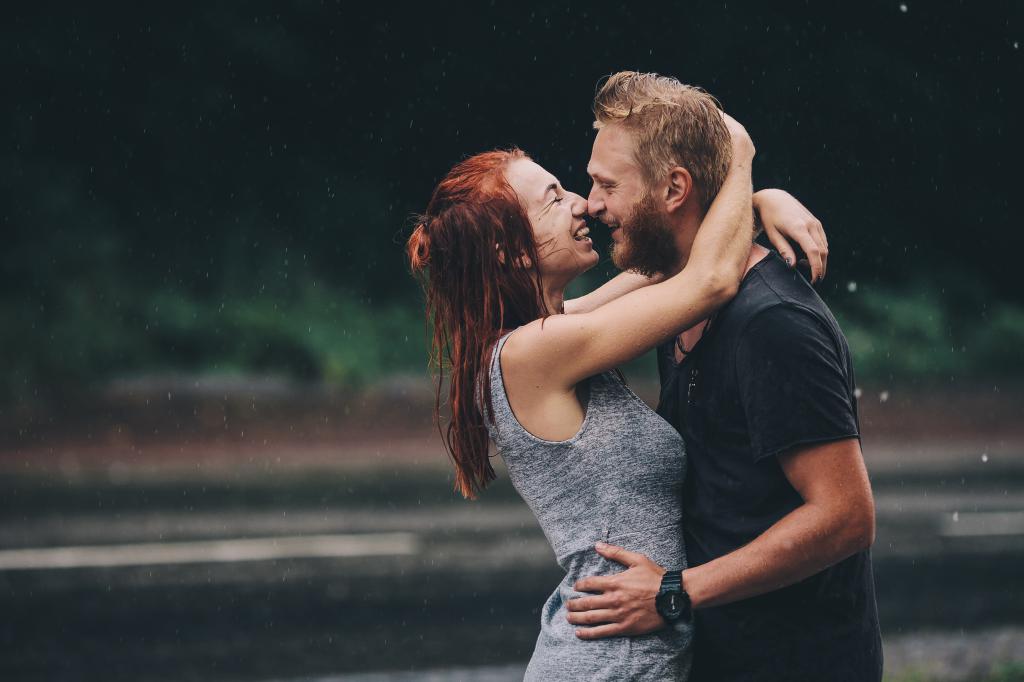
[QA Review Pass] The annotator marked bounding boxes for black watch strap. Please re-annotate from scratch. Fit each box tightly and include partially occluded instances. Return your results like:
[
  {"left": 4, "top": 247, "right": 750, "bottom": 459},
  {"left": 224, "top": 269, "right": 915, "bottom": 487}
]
[{"left": 660, "top": 570, "right": 683, "bottom": 592}]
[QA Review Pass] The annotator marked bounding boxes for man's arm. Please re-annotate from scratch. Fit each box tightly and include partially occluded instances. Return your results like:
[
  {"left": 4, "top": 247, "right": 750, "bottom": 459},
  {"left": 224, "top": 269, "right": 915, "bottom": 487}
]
[
  {"left": 566, "top": 304, "right": 868, "bottom": 638},
  {"left": 564, "top": 189, "right": 828, "bottom": 315},
  {"left": 565, "top": 437, "right": 874, "bottom": 639},
  {"left": 684, "top": 437, "right": 873, "bottom": 607}
]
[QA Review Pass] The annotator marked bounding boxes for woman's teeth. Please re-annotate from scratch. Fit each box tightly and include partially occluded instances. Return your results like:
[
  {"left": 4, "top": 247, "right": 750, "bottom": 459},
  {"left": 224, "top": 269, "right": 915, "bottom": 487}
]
[{"left": 572, "top": 225, "right": 590, "bottom": 241}]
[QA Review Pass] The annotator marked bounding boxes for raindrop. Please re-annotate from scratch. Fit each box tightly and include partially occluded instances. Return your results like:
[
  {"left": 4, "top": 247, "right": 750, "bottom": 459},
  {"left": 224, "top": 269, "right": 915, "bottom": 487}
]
[
  {"left": 847, "top": 281, "right": 858, "bottom": 293},
  {"left": 899, "top": 3, "right": 908, "bottom": 12},
  {"left": 952, "top": 511, "right": 959, "bottom": 522},
  {"left": 879, "top": 390, "right": 890, "bottom": 403},
  {"left": 981, "top": 453, "right": 989, "bottom": 463},
  {"left": 854, "top": 387, "right": 863, "bottom": 399}
]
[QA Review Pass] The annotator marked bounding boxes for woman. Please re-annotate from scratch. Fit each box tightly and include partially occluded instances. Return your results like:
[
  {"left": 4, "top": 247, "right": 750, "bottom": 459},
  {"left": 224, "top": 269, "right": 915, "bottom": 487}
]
[{"left": 408, "top": 117, "right": 817, "bottom": 679}]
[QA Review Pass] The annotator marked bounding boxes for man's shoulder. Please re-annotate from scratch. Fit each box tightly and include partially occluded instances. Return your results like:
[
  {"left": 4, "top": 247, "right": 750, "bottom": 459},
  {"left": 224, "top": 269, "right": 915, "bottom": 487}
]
[{"left": 720, "top": 254, "right": 840, "bottom": 340}]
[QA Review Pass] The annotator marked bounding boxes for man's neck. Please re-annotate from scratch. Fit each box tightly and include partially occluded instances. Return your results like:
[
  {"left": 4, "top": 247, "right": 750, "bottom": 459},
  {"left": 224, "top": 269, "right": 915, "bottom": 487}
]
[
  {"left": 662, "top": 210, "right": 702, "bottom": 278},
  {"left": 743, "top": 243, "right": 770, "bottom": 278},
  {"left": 675, "top": 243, "right": 768, "bottom": 345},
  {"left": 664, "top": 209, "right": 768, "bottom": 281}
]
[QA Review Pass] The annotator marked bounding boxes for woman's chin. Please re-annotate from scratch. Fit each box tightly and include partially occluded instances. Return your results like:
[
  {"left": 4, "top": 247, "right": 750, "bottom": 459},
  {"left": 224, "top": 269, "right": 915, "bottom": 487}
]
[{"left": 578, "top": 248, "right": 601, "bottom": 273}]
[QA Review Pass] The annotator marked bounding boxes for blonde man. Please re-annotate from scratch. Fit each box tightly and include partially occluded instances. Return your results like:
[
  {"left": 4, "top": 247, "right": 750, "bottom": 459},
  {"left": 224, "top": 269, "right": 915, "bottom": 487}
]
[{"left": 566, "top": 72, "right": 882, "bottom": 682}]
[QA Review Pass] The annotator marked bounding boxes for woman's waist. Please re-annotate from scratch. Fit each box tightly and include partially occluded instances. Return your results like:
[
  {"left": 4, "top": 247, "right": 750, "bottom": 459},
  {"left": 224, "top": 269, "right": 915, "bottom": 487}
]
[{"left": 553, "top": 520, "right": 687, "bottom": 572}]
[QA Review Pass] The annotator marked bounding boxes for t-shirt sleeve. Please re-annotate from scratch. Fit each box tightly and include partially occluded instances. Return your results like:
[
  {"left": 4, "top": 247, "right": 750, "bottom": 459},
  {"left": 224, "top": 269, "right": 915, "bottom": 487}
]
[{"left": 734, "top": 303, "right": 860, "bottom": 461}]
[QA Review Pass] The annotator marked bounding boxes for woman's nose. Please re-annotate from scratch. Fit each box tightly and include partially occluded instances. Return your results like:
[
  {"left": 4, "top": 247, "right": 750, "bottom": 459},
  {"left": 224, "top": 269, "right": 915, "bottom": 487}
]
[{"left": 570, "top": 193, "right": 588, "bottom": 217}]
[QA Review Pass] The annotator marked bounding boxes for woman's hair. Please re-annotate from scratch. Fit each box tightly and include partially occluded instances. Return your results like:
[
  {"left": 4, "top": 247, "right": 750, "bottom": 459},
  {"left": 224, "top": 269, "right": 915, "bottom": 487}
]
[{"left": 408, "top": 148, "right": 548, "bottom": 499}]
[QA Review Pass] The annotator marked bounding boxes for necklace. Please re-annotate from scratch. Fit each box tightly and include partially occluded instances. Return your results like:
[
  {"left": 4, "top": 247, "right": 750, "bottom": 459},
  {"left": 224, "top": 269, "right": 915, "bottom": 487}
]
[{"left": 675, "top": 317, "right": 713, "bottom": 358}]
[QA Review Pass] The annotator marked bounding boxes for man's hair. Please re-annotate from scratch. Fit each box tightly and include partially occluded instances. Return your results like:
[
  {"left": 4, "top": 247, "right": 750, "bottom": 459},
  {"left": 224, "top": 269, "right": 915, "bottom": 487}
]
[{"left": 593, "top": 71, "right": 732, "bottom": 211}]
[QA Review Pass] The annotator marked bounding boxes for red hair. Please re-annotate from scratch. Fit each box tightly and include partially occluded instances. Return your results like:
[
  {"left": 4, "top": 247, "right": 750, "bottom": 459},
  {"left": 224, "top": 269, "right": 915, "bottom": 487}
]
[{"left": 408, "top": 149, "right": 547, "bottom": 499}]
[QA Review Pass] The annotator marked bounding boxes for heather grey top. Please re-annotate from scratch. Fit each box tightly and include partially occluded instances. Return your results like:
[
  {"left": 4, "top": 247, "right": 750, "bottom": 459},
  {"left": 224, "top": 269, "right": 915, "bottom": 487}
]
[{"left": 485, "top": 331, "right": 692, "bottom": 681}]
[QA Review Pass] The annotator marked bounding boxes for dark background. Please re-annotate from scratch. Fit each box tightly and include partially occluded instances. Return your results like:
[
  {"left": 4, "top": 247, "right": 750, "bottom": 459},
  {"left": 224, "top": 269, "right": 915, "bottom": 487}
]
[
  {"left": 3, "top": 0, "right": 1022, "bottom": 405},
  {"left": 3, "top": 4, "right": 1024, "bottom": 681}
]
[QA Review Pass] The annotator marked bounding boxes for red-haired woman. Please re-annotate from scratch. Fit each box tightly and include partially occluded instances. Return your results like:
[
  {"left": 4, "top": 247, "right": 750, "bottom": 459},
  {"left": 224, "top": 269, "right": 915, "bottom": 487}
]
[{"left": 408, "top": 119, "right": 821, "bottom": 678}]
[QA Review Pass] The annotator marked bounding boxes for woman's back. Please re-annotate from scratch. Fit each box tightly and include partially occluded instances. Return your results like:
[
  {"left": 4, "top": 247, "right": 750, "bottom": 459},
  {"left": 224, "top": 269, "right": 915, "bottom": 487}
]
[{"left": 486, "top": 331, "right": 692, "bottom": 681}]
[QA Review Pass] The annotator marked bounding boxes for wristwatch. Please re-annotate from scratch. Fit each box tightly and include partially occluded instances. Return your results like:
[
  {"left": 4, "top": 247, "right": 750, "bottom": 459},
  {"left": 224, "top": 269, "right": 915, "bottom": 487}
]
[{"left": 655, "top": 569, "right": 692, "bottom": 623}]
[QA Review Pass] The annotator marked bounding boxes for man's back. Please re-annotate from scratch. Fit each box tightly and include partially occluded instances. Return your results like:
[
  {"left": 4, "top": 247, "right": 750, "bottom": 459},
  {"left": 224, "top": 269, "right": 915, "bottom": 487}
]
[{"left": 658, "top": 251, "right": 883, "bottom": 681}]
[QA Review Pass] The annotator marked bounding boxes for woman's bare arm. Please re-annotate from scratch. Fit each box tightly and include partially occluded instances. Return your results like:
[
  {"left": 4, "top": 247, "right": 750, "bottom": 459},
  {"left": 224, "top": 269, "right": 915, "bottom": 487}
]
[
  {"left": 505, "top": 115, "right": 755, "bottom": 389},
  {"left": 562, "top": 271, "right": 665, "bottom": 315},
  {"left": 563, "top": 189, "right": 827, "bottom": 315}
]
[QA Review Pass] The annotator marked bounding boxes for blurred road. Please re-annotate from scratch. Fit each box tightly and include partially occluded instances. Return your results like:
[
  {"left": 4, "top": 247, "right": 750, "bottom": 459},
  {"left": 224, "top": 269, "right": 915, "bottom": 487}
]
[{"left": 2, "top": 448, "right": 1024, "bottom": 681}]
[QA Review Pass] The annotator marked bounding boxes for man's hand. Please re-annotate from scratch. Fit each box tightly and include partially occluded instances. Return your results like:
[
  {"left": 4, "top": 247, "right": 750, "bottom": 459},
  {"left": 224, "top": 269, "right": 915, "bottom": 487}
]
[
  {"left": 565, "top": 542, "right": 668, "bottom": 639},
  {"left": 753, "top": 188, "right": 829, "bottom": 283}
]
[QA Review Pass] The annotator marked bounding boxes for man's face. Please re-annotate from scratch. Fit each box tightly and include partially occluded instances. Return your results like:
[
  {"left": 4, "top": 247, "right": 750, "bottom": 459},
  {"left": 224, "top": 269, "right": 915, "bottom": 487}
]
[{"left": 587, "top": 125, "right": 679, "bottom": 276}]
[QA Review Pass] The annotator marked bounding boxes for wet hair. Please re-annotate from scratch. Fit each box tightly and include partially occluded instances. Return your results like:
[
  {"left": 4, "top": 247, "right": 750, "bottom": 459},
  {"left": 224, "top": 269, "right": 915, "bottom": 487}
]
[
  {"left": 408, "top": 148, "right": 548, "bottom": 499},
  {"left": 593, "top": 70, "right": 732, "bottom": 211}
]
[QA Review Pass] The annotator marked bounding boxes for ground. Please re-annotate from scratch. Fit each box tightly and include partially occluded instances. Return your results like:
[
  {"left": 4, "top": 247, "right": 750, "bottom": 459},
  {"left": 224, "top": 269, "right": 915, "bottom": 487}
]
[{"left": 1, "top": 377, "right": 1022, "bottom": 680}]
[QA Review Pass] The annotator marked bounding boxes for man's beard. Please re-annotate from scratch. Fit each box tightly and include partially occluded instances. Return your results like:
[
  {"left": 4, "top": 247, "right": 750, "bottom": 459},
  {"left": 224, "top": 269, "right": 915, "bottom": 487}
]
[{"left": 610, "top": 192, "right": 680, "bottom": 277}]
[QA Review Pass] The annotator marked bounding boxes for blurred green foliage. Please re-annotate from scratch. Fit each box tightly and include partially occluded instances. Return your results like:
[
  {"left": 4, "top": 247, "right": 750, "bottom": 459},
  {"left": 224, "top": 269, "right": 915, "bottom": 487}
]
[
  {"left": 0, "top": 284, "right": 429, "bottom": 403},
  {"left": 886, "top": 661, "right": 1024, "bottom": 682},
  {"left": 2, "top": 3, "right": 1020, "bottom": 406},
  {"left": 834, "top": 279, "right": 1024, "bottom": 383},
  {"left": 5, "top": 270, "right": 1023, "bottom": 405}
]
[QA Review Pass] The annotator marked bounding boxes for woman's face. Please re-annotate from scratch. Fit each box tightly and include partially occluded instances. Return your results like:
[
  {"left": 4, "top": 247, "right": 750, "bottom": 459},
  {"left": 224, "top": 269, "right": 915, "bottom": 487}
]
[{"left": 504, "top": 158, "right": 599, "bottom": 286}]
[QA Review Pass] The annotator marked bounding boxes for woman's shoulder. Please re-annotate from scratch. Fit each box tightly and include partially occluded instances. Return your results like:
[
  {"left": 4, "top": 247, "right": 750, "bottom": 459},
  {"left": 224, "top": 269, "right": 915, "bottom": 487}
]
[{"left": 500, "top": 315, "right": 576, "bottom": 363}]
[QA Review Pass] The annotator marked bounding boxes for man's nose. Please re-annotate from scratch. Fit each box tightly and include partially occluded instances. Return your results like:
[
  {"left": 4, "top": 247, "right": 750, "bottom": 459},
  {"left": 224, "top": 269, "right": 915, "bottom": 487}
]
[{"left": 587, "top": 187, "right": 604, "bottom": 216}]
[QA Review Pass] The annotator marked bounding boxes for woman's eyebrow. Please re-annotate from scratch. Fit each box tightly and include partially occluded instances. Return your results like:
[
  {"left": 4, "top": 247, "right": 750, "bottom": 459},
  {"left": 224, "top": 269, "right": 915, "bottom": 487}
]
[{"left": 540, "top": 182, "right": 558, "bottom": 202}]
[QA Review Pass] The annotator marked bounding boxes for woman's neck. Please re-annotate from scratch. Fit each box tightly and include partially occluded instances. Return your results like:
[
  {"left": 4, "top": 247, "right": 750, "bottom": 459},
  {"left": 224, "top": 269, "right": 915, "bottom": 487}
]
[{"left": 542, "top": 282, "right": 566, "bottom": 316}]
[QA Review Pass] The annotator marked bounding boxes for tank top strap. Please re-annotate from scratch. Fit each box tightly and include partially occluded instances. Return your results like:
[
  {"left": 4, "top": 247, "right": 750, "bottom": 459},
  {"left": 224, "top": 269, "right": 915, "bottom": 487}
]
[{"left": 481, "top": 330, "right": 518, "bottom": 440}]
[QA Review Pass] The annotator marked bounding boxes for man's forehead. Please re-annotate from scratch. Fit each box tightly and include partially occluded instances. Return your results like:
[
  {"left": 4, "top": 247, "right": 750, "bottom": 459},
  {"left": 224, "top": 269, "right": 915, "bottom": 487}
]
[{"left": 589, "top": 126, "right": 638, "bottom": 177}]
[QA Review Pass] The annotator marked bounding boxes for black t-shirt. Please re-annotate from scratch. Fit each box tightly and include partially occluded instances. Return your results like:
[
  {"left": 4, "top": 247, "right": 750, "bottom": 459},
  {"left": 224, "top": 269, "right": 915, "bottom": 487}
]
[{"left": 657, "top": 252, "right": 883, "bottom": 682}]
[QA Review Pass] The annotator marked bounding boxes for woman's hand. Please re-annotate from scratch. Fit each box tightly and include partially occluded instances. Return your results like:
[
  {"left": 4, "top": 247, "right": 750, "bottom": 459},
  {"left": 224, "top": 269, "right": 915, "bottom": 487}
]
[
  {"left": 722, "top": 112, "right": 756, "bottom": 163},
  {"left": 754, "top": 189, "right": 829, "bottom": 283}
]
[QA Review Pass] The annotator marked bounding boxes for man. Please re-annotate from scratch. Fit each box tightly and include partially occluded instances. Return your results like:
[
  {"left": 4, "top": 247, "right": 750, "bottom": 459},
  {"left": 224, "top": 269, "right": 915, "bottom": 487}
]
[{"left": 565, "top": 72, "right": 882, "bottom": 681}]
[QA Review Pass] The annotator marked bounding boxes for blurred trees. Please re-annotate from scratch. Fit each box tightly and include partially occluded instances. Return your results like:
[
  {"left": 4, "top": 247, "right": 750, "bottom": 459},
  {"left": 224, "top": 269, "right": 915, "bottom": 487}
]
[{"left": 2, "top": 2, "right": 1021, "bottom": 402}]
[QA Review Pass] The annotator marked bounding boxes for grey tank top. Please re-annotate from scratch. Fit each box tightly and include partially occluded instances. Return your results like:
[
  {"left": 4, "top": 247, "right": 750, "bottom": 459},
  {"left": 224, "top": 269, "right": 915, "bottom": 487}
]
[{"left": 485, "top": 331, "right": 693, "bottom": 681}]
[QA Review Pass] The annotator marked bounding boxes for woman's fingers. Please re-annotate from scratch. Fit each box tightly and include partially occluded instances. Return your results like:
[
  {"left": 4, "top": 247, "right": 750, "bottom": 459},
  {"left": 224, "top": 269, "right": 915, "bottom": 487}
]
[
  {"left": 764, "top": 220, "right": 798, "bottom": 269},
  {"left": 814, "top": 219, "right": 829, "bottom": 280}
]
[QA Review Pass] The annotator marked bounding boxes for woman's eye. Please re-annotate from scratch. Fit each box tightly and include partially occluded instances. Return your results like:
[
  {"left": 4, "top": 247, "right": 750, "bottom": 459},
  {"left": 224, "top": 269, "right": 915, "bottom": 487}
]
[{"left": 553, "top": 196, "right": 565, "bottom": 204}]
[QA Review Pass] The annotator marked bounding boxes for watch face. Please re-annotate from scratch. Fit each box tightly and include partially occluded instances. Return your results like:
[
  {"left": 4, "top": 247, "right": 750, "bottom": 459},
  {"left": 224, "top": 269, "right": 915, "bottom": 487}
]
[{"left": 656, "top": 591, "right": 685, "bottom": 619}]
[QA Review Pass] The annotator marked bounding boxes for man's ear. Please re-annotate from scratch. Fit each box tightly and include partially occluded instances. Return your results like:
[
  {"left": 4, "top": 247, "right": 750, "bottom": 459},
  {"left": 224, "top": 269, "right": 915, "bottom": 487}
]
[{"left": 665, "top": 167, "right": 693, "bottom": 213}]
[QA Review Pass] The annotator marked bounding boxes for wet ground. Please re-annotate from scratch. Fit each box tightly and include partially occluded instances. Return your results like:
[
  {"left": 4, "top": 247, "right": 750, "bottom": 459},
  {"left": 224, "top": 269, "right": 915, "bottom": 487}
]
[
  {"left": 2, "top": 379, "right": 1023, "bottom": 680},
  {"left": 2, "top": 449, "right": 1024, "bottom": 682}
]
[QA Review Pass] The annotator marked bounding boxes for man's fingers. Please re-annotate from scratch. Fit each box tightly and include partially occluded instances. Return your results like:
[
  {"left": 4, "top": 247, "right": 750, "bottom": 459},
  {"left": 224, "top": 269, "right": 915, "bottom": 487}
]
[
  {"left": 566, "top": 609, "right": 619, "bottom": 626},
  {"left": 595, "top": 541, "right": 644, "bottom": 567},
  {"left": 573, "top": 575, "right": 614, "bottom": 593},
  {"left": 565, "top": 595, "right": 615, "bottom": 612},
  {"left": 575, "top": 623, "right": 627, "bottom": 641}
]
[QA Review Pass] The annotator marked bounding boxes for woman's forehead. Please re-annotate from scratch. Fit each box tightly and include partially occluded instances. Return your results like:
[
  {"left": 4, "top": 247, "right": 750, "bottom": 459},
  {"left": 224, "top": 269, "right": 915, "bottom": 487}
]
[{"left": 506, "top": 158, "right": 558, "bottom": 205}]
